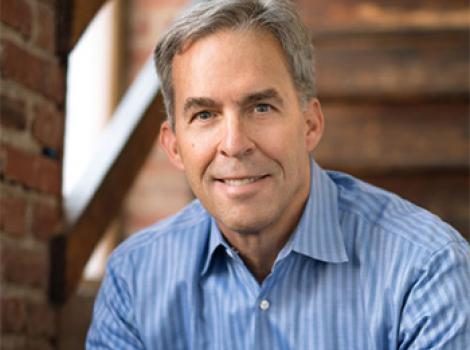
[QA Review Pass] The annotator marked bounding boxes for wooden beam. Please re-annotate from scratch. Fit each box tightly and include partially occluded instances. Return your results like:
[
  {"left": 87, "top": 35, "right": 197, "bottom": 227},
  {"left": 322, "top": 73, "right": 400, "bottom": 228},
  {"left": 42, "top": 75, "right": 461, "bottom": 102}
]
[
  {"left": 70, "top": 0, "right": 108, "bottom": 49},
  {"left": 315, "top": 101, "right": 469, "bottom": 171},
  {"left": 315, "top": 29, "right": 469, "bottom": 99},
  {"left": 296, "top": 0, "right": 469, "bottom": 33},
  {"left": 50, "top": 58, "right": 166, "bottom": 303},
  {"left": 56, "top": 0, "right": 120, "bottom": 56}
]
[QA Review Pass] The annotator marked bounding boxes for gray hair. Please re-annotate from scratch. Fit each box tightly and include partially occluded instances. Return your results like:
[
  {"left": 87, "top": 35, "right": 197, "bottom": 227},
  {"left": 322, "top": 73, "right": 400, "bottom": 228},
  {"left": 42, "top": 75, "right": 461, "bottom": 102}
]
[{"left": 154, "top": 0, "right": 316, "bottom": 130}]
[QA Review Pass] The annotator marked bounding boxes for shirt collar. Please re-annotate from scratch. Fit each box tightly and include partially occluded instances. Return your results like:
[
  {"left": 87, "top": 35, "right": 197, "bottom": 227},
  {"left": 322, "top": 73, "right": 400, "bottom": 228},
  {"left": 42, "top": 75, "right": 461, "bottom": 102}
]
[
  {"left": 289, "top": 159, "right": 348, "bottom": 263},
  {"left": 200, "top": 218, "right": 229, "bottom": 277},
  {"left": 200, "top": 158, "right": 348, "bottom": 276}
]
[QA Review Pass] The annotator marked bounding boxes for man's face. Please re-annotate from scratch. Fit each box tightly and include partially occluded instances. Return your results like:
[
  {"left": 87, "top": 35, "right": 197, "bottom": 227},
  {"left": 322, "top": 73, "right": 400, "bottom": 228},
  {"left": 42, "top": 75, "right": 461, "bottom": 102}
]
[{"left": 160, "top": 29, "right": 323, "bottom": 235}]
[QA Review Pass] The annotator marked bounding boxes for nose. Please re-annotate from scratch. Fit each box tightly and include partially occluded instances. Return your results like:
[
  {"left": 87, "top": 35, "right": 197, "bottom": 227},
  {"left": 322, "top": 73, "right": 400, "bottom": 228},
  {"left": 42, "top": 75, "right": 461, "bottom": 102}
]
[{"left": 219, "top": 113, "right": 255, "bottom": 158}]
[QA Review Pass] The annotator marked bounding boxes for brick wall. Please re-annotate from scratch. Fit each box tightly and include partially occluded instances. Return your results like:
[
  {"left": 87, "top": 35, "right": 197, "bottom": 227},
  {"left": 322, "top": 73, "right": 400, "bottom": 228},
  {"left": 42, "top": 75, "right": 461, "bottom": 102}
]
[
  {"left": 123, "top": 0, "right": 190, "bottom": 235},
  {"left": 0, "top": 0, "right": 66, "bottom": 348}
]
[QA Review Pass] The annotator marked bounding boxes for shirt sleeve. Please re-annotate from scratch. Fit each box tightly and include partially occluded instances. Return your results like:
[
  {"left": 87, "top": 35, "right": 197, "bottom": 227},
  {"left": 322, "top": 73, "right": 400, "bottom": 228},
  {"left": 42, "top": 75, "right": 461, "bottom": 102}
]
[
  {"left": 86, "top": 258, "right": 144, "bottom": 350},
  {"left": 398, "top": 240, "right": 470, "bottom": 349}
]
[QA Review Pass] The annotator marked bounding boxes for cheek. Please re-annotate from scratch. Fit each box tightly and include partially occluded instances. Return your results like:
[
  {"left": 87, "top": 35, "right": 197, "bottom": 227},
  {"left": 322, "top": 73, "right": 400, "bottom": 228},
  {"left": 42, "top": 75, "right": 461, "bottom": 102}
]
[
  {"left": 179, "top": 133, "right": 217, "bottom": 174},
  {"left": 254, "top": 123, "right": 304, "bottom": 155},
  {"left": 267, "top": 127, "right": 309, "bottom": 179}
]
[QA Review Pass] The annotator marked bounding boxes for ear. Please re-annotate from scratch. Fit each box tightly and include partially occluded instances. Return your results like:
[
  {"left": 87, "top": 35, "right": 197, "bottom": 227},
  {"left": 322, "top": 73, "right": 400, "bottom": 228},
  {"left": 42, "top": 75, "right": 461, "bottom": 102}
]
[
  {"left": 159, "top": 121, "right": 185, "bottom": 171},
  {"left": 303, "top": 98, "right": 324, "bottom": 152}
]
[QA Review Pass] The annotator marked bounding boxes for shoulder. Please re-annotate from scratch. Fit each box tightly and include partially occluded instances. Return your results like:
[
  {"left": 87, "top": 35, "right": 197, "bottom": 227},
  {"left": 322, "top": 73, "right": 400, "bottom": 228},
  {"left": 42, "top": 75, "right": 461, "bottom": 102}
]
[
  {"left": 327, "top": 171, "right": 470, "bottom": 337},
  {"left": 108, "top": 199, "right": 211, "bottom": 268},
  {"left": 327, "top": 170, "right": 468, "bottom": 255}
]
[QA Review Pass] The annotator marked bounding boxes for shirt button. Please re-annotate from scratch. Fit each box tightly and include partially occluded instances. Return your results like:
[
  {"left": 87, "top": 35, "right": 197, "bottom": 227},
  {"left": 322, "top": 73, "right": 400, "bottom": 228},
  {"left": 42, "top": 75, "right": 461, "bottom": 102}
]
[{"left": 259, "top": 299, "right": 270, "bottom": 311}]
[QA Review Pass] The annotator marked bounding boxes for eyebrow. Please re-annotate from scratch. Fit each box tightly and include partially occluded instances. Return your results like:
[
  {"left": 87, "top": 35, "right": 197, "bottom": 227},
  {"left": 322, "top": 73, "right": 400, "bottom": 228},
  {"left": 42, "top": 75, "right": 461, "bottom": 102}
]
[
  {"left": 182, "top": 88, "right": 284, "bottom": 114},
  {"left": 183, "top": 97, "right": 220, "bottom": 114},
  {"left": 240, "top": 88, "right": 284, "bottom": 108}
]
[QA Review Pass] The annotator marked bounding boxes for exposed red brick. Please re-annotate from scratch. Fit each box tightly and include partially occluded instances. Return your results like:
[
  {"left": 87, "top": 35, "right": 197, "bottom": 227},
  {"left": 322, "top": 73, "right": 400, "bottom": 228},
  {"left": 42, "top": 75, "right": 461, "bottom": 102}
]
[
  {"left": 0, "top": 40, "right": 65, "bottom": 104},
  {"left": 31, "top": 200, "right": 61, "bottom": 240},
  {"left": 26, "top": 302, "right": 56, "bottom": 337},
  {"left": 0, "top": 296, "right": 27, "bottom": 333},
  {"left": 0, "top": 94, "right": 27, "bottom": 130},
  {"left": 2, "top": 145, "right": 61, "bottom": 196},
  {"left": 0, "top": 243, "right": 48, "bottom": 289},
  {"left": 32, "top": 102, "right": 64, "bottom": 150},
  {"left": 0, "top": 0, "right": 61, "bottom": 345},
  {"left": 0, "top": 195, "right": 28, "bottom": 237},
  {"left": 34, "top": 2, "right": 56, "bottom": 52},
  {"left": 133, "top": 20, "right": 150, "bottom": 37},
  {"left": 0, "top": 0, "right": 32, "bottom": 38}
]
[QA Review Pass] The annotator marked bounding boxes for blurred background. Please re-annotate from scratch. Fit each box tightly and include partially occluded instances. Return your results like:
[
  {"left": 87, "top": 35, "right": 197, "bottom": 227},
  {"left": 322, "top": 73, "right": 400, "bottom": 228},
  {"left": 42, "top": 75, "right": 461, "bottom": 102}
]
[{"left": 0, "top": 0, "right": 468, "bottom": 348}]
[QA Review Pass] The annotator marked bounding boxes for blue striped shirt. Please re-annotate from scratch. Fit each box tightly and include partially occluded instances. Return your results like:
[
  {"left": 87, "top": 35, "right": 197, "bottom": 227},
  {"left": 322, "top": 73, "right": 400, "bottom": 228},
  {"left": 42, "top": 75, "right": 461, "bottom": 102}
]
[{"left": 87, "top": 159, "right": 470, "bottom": 349}]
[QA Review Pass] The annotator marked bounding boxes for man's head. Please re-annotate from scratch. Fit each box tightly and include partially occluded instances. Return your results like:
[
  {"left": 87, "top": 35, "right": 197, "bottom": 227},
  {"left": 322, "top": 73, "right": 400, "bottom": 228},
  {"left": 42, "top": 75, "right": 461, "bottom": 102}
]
[
  {"left": 156, "top": 0, "right": 324, "bottom": 238},
  {"left": 154, "top": 0, "right": 316, "bottom": 130}
]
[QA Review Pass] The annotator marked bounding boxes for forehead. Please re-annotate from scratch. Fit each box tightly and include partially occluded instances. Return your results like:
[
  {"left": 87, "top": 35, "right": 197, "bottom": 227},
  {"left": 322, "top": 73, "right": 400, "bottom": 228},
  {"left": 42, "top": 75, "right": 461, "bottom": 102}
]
[
  {"left": 171, "top": 29, "right": 296, "bottom": 107},
  {"left": 176, "top": 28, "right": 287, "bottom": 68}
]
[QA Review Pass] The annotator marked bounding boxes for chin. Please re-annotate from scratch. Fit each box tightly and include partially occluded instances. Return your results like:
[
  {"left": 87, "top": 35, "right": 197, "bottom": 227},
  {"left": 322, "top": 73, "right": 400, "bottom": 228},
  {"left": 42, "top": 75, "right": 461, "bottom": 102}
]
[{"left": 218, "top": 213, "right": 273, "bottom": 235}]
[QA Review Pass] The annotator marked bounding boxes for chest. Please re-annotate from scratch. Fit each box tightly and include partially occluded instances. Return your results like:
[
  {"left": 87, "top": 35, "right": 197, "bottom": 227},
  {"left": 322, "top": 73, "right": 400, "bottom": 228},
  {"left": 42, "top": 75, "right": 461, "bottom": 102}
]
[{"left": 136, "top": 256, "right": 400, "bottom": 350}]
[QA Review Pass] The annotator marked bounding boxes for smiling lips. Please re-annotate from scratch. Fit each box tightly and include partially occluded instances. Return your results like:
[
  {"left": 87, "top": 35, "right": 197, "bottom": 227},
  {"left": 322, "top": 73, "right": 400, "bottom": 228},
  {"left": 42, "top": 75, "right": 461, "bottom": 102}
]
[{"left": 215, "top": 175, "right": 268, "bottom": 186}]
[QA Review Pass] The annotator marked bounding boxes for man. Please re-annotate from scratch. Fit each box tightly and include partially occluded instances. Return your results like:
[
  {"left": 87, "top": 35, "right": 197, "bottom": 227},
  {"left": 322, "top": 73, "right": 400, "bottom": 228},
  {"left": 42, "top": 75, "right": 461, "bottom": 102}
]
[{"left": 87, "top": 0, "right": 470, "bottom": 349}]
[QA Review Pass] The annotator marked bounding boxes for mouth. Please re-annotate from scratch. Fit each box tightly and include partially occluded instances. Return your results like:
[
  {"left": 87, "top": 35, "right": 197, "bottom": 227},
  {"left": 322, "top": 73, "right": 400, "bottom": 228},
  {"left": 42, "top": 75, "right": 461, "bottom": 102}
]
[{"left": 215, "top": 175, "right": 269, "bottom": 186}]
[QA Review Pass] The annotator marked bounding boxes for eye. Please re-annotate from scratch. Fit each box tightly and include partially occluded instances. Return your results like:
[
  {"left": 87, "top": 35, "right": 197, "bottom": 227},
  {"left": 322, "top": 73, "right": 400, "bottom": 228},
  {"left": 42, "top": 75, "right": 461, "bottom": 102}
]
[
  {"left": 254, "top": 103, "right": 271, "bottom": 113},
  {"left": 192, "top": 110, "right": 213, "bottom": 121}
]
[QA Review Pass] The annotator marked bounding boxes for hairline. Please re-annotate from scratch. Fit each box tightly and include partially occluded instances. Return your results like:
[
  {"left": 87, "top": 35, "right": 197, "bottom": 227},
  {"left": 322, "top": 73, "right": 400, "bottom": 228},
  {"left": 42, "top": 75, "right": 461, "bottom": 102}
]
[
  {"left": 170, "top": 27, "right": 307, "bottom": 131},
  {"left": 154, "top": 0, "right": 316, "bottom": 132}
]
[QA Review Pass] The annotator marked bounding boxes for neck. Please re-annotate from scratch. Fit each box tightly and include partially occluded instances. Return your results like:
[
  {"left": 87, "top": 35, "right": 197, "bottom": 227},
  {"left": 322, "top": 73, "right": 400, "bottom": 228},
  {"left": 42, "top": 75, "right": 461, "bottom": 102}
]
[
  {"left": 227, "top": 231, "right": 292, "bottom": 283},
  {"left": 219, "top": 190, "right": 309, "bottom": 283}
]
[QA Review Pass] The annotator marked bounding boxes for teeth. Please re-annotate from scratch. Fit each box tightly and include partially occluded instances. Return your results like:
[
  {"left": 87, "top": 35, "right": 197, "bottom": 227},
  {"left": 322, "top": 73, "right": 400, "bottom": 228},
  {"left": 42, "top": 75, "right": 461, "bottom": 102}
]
[{"left": 223, "top": 177, "right": 261, "bottom": 186}]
